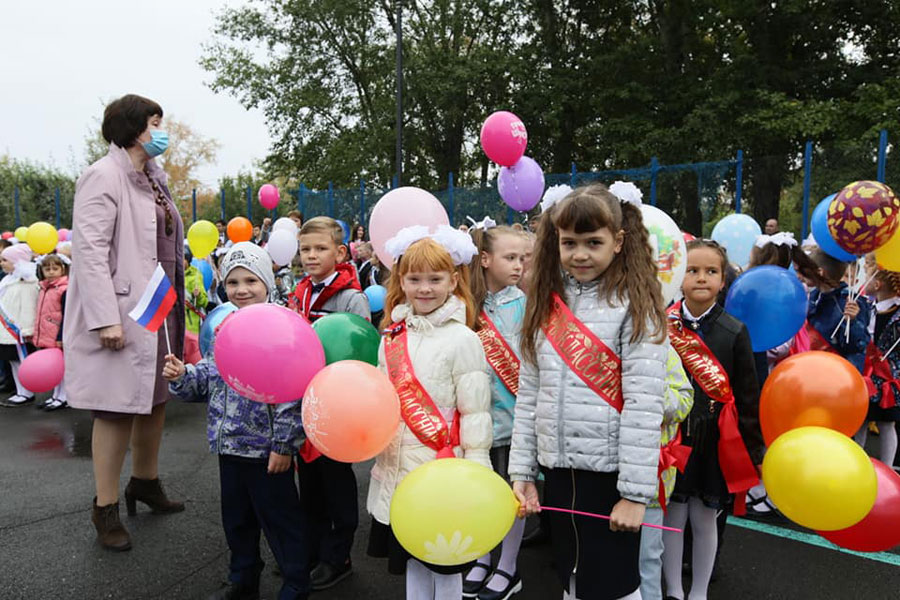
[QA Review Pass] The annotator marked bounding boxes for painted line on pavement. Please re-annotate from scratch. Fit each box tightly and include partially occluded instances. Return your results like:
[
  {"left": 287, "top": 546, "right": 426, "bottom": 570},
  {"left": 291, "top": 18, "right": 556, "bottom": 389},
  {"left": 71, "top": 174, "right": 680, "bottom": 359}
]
[{"left": 727, "top": 516, "right": 900, "bottom": 567}]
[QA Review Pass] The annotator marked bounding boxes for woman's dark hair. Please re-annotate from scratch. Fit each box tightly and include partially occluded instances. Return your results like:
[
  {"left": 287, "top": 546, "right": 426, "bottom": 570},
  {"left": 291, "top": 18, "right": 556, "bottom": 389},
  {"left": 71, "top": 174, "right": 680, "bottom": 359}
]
[
  {"left": 101, "top": 94, "right": 163, "bottom": 148},
  {"left": 749, "top": 241, "right": 827, "bottom": 287},
  {"left": 351, "top": 222, "right": 366, "bottom": 241}
]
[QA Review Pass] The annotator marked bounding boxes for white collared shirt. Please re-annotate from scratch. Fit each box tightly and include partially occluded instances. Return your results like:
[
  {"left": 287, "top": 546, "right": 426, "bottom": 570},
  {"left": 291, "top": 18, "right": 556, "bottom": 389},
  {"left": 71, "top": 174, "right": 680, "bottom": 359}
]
[{"left": 309, "top": 271, "right": 339, "bottom": 307}]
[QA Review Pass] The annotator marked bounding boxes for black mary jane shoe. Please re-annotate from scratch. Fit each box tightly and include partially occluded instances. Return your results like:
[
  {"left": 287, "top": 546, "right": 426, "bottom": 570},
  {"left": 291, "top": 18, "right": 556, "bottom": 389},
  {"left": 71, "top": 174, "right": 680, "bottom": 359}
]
[
  {"left": 477, "top": 569, "right": 523, "bottom": 600},
  {"left": 463, "top": 564, "right": 492, "bottom": 598}
]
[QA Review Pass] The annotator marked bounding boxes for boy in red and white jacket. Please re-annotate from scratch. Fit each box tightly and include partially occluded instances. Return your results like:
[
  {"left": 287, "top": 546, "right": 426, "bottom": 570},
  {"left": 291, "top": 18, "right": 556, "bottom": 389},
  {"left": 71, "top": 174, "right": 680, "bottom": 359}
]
[{"left": 289, "top": 217, "right": 369, "bottom": 591}]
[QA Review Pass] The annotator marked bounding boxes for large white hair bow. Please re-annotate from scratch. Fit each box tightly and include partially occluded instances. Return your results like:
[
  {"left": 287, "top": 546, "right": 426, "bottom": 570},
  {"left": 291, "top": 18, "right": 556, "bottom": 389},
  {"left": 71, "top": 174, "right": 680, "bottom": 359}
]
[
  {"left": 384, "top": 224, "right": 479, "bottom": 266},
  {"left": 540, "top": 184, "right": 573, "bottom": 213},
  {"left": 608, "top": 181, "right": 643, "bottom": 207},
  {"left": 466, "top": 215, "right": 497, "bottom": 230},
  {"left": 754, "top": 232, "right": 798, "bottom": 249}
]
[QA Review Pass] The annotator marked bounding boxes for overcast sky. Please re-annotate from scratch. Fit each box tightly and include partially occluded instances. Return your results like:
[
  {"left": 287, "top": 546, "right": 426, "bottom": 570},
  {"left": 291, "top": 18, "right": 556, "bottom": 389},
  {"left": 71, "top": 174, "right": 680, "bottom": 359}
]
[{"left": 0, "top": 0, "right": 270, "bottom": 188}]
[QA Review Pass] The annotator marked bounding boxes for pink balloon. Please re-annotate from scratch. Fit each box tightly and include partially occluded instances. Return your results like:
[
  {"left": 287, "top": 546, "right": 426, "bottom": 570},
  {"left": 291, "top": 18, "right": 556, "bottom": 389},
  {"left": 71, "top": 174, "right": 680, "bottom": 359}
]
[
  {"left": 19, "top": 348, "right": 64, "bottom": 393},
  {"left": 480, "top": 111, "right": 528, "bottom": 167},
  {"left": 259, "top": 184, "right": 280, "bottom": 210},
  {"left": 1, "top": 232, "right": 12, "bottom": 240},
  {"left": 57, "top": 228, "right": 69, "bottom": 243},
  {"left": 214, "top": 304, "right": 325, "bottom": 404},
  {"left": 369, "top": 187, "right": 450, "bottom": 268}
]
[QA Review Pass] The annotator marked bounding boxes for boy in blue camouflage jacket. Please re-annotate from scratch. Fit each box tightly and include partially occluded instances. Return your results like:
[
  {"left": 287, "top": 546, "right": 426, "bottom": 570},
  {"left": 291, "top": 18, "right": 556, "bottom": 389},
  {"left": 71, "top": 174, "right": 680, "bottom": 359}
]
[{"left": 164, "top": 242, "right": 309, "bottom": 600}]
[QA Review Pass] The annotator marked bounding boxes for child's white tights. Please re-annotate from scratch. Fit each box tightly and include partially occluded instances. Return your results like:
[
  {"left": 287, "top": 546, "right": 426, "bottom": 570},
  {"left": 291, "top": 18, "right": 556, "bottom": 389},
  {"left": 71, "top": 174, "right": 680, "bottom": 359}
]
[
  {"left": 9, "top": 361, "right": 32, "bottom": 398},
  {"left": 406, "top": 559, "right": 462, "bottom": 600},
  {"left": 662, "top": 498, "right": 718, "bottom": 600},
  {"left": 466, "top": 515, "right": 526, "bottom": 593},
  {"left": 855, "top": 421, "right": 898, "bottom": 465}
]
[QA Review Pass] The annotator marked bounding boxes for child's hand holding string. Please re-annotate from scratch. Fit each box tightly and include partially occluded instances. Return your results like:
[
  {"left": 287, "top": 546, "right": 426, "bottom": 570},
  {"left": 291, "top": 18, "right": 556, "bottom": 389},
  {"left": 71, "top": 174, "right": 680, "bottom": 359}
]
[
  {"left": 267, "top": 452, "right": 292, "bottom": 474},
  {"left": 512, "top": 481, "right": 541, "bottom": 518},
  {"left": 162, "top": 354, "right": 185, "bottom": 382},
  {"left": 609, "top": 498, "right": 646, "bottom": 533}
]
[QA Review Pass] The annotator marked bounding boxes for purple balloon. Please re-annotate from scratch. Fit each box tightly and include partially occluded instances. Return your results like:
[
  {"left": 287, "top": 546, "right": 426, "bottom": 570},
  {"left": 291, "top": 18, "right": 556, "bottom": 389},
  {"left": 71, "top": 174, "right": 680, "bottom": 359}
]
[{"left": 498, "top": 156, "right": 545, "bottom": 212}]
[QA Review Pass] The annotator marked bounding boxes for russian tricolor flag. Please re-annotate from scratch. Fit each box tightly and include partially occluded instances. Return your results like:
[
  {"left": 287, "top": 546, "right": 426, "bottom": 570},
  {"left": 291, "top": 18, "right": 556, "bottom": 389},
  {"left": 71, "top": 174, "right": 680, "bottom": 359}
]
[{"left": 128, "top": 264, "right": 177, "bottom": 332}]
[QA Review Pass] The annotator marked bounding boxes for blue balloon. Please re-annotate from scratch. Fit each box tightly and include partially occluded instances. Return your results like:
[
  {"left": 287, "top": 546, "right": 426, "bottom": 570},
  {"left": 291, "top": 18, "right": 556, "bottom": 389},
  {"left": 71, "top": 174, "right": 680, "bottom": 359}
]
[
  {"left": 710, "top": 213, "right": 761, "bottom": 267},
  {"left": 192, "top": 258, "right": 214, "bottom": 291},
  {"left": 365, "top": 284, "right": 387, "bottom": 313},
  {"left": 811, "top": 194, "right": 856, "bottom": 262},
  {"left": 199, "top": 302, "right": 238, "bottom": 358},
  {"left": 336, "top": 219, "right": 351, "bottom": 245},
  {"left": 725, "top": 265, "right": 807, "bottom": 352}
]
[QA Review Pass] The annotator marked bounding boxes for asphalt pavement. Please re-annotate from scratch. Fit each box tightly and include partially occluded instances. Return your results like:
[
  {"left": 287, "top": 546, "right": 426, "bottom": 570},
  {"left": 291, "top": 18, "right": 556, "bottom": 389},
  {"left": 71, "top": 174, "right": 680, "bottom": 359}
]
[{"left": 0, "top": 397, "right": 897, "bottom": 599}]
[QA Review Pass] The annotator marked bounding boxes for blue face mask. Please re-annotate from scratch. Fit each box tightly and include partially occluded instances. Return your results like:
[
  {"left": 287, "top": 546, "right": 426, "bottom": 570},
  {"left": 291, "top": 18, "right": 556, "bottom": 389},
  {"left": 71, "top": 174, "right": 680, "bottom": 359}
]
[{"left": 142, "top": 130, "right": 169, "bottom": 158}]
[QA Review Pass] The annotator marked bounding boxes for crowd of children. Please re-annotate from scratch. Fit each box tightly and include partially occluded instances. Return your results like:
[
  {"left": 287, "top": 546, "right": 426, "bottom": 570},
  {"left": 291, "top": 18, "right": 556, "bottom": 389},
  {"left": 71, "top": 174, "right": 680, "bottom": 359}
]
[
  {"left": 0, "top": 237, "right": 71, "bottom": 410},
  {"left": 14, "top": 179, "right": 898, "bottom": 600}
]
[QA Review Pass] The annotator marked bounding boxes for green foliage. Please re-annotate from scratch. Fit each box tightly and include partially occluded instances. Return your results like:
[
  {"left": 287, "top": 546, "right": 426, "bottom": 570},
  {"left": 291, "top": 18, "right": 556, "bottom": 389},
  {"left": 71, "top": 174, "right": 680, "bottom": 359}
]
[{"left": 0, "top": 156, "right": 75, "bottom": 229}]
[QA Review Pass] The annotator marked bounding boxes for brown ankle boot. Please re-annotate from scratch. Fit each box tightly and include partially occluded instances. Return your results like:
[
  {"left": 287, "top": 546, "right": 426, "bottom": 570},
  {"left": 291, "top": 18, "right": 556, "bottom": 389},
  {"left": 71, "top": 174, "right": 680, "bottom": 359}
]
[
  {"left": 92, "top": 498, "right": 132, "bottom": 551},
  {"left": 124, "top": 476, "right": 185, "bottom": 516}
]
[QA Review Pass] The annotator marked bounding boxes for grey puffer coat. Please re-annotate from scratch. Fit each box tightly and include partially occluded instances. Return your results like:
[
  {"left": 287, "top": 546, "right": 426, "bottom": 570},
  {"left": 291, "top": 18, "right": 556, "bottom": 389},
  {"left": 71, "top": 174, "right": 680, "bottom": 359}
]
[{"left": 508, "top": 275, "right": 667, "bottom": 504}]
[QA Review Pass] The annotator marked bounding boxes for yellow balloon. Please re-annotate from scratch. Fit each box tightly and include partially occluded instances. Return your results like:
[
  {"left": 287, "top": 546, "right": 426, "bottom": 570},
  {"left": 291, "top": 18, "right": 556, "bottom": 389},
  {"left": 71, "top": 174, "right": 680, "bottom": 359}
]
[
  {"left": 187, "top": 220, "right": 218, "bottom": 259},
  {"left": 26, "top": 222, "right": 58, "bottom": 255},
  {"left": 762, "top": 426, "right": 876, "bottom": 531},
  {"left": 389, "top": 458, "right": 518, "bottom": 566},
  {"left": 875, "top": 226, "right": 900, "bottom": 270},
  {"left": 14, "top": 226, "right": 28, "bottom": 242}
]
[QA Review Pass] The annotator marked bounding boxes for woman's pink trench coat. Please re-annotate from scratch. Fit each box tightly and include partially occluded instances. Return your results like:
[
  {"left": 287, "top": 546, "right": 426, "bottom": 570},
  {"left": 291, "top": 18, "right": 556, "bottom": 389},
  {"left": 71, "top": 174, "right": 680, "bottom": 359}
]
[{"left": 64, "top": 144, "right": 185, "bottom": 414}]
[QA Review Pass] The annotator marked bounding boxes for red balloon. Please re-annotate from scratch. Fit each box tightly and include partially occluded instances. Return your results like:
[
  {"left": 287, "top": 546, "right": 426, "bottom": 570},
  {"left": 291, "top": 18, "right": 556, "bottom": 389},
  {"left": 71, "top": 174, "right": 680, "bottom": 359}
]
[
  {"left": 760, "top": 351, "right": 868, "bottom": 445},
  {"left": 227, "top": 217, "right": 253, "bottom": 243},
  {"left": 819, "top": 459, "right": 900, "bottom": 552},
  {"left": 302, "top": 360, "right": 400, "bottom": 463},
  {"left": 827, "top": 180, "right": 900, "bottom": 255},
  {"left": 1, "top": 232, "right": 12, "bottom": 240},
  {"left": 682, "top": 231, "right": 696, "bottom": 243}
]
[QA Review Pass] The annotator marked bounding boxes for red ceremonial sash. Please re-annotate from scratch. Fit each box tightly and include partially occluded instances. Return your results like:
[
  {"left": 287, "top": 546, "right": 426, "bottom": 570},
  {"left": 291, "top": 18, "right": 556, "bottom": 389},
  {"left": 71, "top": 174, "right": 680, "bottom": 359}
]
[
  {"left": 806, "top": 323, "right": 840, "bottom": 355},
  {"left": 657, "top": 429, "right": 691, "bottom": 514},
  {"left": 541, "top": 293, "right": 623, "bottom": 413},
  {"left": 863, "top": 343, "right": 900, "bottom": 410},
  {"left": 477, "top": 311, "right": 521, "bottom": 397},
  {"left": 384, "top": 321, "right": 459, "bottom": 458},
  {"left": 186, "top": 298, "right": 205, "bottom": 321},
  {"left": 666, "top": 302, "right": 759, "bottom": 515}
]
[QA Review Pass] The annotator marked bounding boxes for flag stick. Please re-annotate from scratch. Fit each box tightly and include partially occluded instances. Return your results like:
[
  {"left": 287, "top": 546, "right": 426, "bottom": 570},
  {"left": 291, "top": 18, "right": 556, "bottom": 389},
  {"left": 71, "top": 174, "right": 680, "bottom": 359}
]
[{"left": 163, "top": 318, "right": 172, "bottom": 357}]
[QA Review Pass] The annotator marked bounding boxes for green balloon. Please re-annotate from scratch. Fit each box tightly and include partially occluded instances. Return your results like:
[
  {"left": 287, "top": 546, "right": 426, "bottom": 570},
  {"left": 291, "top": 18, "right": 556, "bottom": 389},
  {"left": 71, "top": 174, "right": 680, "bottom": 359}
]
[{"left": 312, "top": 312, "right": 381, "bottom": 366}]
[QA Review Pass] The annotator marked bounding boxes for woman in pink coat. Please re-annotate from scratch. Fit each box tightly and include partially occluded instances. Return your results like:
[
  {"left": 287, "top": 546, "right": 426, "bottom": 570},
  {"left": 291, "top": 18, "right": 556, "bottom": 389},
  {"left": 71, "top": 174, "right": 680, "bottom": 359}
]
[{"left": 64, "top": 94, "right": 186, "bottom": 552}]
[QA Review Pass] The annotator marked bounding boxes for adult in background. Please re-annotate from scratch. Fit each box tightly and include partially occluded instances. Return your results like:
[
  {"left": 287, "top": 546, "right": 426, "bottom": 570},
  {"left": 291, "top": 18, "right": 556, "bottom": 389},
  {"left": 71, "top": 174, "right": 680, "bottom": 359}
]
[
  {"left": 65, "top": 94, "right": 186, "bottom": 552},
  {"left": 764, "top": 218, "right": 779, "bottom": 234},
  {"left": 349, "top": 223, "right": 366, "bottom": 261}
]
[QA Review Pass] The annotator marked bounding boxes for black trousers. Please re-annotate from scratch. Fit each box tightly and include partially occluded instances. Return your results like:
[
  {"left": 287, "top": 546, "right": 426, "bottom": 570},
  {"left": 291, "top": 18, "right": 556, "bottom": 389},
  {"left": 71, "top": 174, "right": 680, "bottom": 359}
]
[
  {"left": 219, "top": 455, "right": 310, "bottom": 600},
  {"left": 296, "top": 455, "right": 358, "bottom": 567}
]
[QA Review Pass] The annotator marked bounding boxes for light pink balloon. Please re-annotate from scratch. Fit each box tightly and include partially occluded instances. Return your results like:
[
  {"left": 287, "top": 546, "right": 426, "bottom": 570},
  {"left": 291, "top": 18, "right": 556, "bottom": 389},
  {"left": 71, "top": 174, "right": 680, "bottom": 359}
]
[
  {"left": 57, "top": 228, "right": 69, "bottom": 243},
  {"left": 214, "top": 304, "right": 325, "bottom": 404},
  {"left": 480, "top": 111, "right": 528, "bottom": 167},
  {"left": 259, "top": 184, "right": 280, "bottom": 210},
  {"left": 19, "top": 348, "right": 64, "bottom": 393},
  {"left": 369, "top": 187, "right": 450, "bottom": 268}
]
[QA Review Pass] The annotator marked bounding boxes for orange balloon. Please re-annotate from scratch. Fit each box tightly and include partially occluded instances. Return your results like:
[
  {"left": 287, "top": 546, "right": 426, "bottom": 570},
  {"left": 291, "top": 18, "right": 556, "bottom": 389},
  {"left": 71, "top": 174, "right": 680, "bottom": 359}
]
[
  {"left": 301, "top": 360, "right": 400, "bottom": 463},
  {"left": 227, "top": 216, "right": 253, "bottom": 243},
  {"left": 760, "top": 351, "right": 868, "bottom": 445}
]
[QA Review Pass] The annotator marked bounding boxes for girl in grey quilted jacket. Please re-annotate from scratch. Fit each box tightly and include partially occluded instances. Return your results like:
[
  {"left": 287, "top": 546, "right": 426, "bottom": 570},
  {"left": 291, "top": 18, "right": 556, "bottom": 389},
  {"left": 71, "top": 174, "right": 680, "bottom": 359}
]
[{"left": 509, "top": 183, "right": 667, "bottom": 600}]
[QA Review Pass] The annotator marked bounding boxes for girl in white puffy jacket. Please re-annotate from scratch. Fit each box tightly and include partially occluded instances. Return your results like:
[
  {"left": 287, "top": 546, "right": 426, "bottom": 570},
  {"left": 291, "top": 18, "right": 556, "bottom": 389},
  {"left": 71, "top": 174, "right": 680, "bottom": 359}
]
[
  {"left": 0, "top": 243, "right": 40, "bottom": 407},
  {"left": 509, "top": 183, "right": 668, "bottom": 600},
  {"left": 366, "top": 228, "right": 492, "bottom": 600}
]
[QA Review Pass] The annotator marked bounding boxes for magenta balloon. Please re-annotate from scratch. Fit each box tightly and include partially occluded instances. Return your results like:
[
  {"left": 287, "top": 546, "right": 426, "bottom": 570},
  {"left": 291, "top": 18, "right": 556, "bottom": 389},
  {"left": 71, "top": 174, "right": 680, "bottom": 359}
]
[
  {"left": 498, "top": 156, "right": 545, "bottom": 212},
  {"left": 259, "top": 184, "right": 280, "bottom": 210},
  {"left": 57, "top": 228, "right": 69, "bottom": 243},
  {"left": 19, "top": 348, "right": 64, "bottom": 393},
  {"left": 214, "top": 304, "right": 325, "bottom": 404},
  {"left": 480, "top": 111, "right": 528, "bottom": 167},
  {"left": 369, "top": 187, "right": 450, "bottom": 269}
]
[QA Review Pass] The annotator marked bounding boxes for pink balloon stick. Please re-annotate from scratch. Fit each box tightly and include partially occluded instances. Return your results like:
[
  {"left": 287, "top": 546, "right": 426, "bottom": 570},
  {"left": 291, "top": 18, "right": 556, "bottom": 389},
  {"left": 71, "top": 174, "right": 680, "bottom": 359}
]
[{"left": 539, "top": 506, "right": 683, "bottom": 532}]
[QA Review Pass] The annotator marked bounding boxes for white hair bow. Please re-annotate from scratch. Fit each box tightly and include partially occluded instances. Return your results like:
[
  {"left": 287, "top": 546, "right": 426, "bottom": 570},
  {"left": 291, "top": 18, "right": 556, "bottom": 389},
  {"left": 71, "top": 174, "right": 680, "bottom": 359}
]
[
  {"left": 754, "top": 232, "right": 798, "bottom": 249},
  {"left": 609, "top": 181, "right": 643, "bottom": 207},
  {"left": 466, "top": 216, "right": 497, "bottom": 230},
  {"left": 384, "top": 224, "right": 478, "bottom": 266},
  {"left": 540, "top": 184, "right": 573, "bottom": 213}
]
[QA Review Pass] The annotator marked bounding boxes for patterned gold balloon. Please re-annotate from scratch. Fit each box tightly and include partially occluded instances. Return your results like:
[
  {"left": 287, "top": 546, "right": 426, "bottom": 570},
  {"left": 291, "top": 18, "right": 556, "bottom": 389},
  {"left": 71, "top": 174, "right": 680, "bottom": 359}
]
[{"left": 827, "top": 181, "right": 900, "bottom": 255}]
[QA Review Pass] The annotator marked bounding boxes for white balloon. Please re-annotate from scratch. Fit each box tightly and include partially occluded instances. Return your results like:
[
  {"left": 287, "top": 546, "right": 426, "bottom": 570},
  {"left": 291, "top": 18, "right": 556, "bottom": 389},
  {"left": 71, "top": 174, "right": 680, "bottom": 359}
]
[
  {"left": 272, "top": 217, "right": 298, "bottom": 235},
  {"left": 266, "top": 229, "right": 299, "bottom": 266},
  {"left": 640, "top": 204, "right": 687, "bottom": 305}
]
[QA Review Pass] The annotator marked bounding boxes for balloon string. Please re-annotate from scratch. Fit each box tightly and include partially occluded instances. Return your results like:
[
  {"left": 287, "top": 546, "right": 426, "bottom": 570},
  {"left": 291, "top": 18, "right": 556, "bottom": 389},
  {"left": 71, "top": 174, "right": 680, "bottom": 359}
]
[{"left": 539, "top": 505, "right": 683, "bottom": 532}]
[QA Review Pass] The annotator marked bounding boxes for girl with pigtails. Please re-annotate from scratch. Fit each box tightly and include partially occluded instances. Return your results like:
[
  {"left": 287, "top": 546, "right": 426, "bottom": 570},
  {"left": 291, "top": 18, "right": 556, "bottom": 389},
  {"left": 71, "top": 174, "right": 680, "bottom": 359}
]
[{"left": 509, "top": 182, "right": 668, "bottom": 600}]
